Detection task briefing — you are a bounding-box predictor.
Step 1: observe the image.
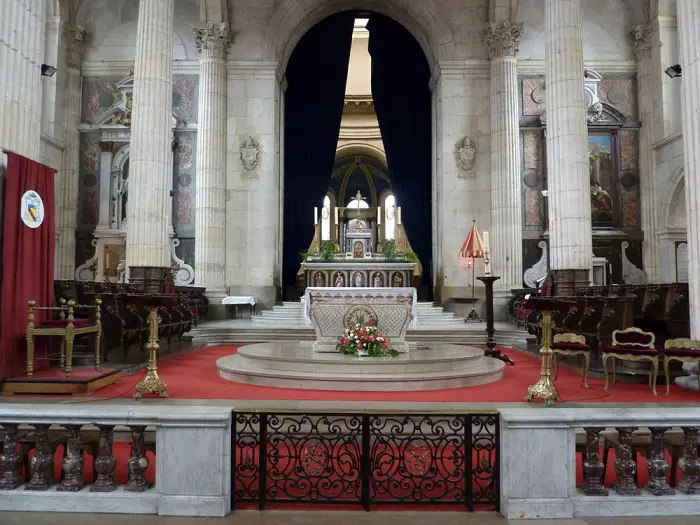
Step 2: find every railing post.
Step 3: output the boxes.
[259,413,268,511]
[361,414,370,511]
[466,414,473,511]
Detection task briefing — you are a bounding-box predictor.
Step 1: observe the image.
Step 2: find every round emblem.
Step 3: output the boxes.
[343,305,378,330]
[21,190,45,229]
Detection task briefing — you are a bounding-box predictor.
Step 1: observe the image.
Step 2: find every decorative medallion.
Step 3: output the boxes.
[98,93,115,108]
[21,190,44,229]
[300,441,329,477]
[404,439,431,476]
[522,169,540,188]
[455,136,477,172]
[178,173,192,187]
[620,170,639,189]
[240,136,260,172]
[607,89,624,105]
[531,86,545,104]
[343,305,378,330]
[84,172,97,187]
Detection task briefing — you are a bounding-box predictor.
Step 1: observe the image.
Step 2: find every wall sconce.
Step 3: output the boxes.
[665,64,682,78]
[41,64,57,77]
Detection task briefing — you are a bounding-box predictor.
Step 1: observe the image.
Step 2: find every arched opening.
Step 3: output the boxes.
[282,11,433,300]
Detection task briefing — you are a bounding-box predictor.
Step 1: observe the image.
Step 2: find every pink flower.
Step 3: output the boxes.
[356,343,363,350]
[369,335,375,342]
[382,341,389,349]
[368,319,375,326]
[340,337,349,346]
[358,330,365,337]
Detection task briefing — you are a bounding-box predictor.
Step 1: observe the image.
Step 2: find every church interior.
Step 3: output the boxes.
[1,0,700,522]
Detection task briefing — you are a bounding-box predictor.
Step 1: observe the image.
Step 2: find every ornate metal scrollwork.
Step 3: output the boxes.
[0,424,23,489]
[91,425,117,492]
[26,425,54,491]
[58,425,85,492]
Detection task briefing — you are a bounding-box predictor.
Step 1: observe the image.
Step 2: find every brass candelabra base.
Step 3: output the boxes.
[133,307,168,399]
[526,309,558,405]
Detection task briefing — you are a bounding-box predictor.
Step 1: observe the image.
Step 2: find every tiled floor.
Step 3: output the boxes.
[1,512,698,525]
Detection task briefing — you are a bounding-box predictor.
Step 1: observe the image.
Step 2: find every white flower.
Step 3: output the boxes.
[378,337,383,342]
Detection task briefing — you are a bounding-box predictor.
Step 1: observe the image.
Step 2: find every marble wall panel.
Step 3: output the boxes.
[521,131,543,229]
[619,131,640,229]
[81,78,121,124]
[79,133,100,227]
[172,76,199,123]
[521,78,545,116]
[599,78,637,120]
[176,237,195,270]
[173,131,196,231]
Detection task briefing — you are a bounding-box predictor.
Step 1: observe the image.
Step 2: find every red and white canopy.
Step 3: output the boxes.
[459,222,485,259]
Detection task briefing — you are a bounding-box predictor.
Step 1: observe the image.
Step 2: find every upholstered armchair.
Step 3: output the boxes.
[26,298,102,378]
[663,338,700,395]
[551,333,592,388]
[602,327,659,395]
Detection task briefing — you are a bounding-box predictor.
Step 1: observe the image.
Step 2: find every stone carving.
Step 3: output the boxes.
[193,22,231,59]
[26,425,54,491]
[75,239,98,281]
[63,25,86,70]
[679,427,700,494]
[646,427,675,495]
[240,136,260,172]
[58,425,85,492]
[343,305,378,329]
[621,241,647,285]
[126,426,150,492]
[613,427,641,495]
[629,23,653,60]
[91,425,117,492]
[111,95,132,126]
[0,424,22,489]
[531,86,545,104]
[171,238,195,286]
[455,136,477,173]
[523,241,548,289]
[483,20,523,59]
[582,428,608,496]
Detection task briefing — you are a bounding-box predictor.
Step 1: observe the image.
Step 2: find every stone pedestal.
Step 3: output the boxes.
[548,269,590,297]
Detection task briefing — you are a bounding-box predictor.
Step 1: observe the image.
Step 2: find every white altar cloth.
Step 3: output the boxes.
[222,296,256,306]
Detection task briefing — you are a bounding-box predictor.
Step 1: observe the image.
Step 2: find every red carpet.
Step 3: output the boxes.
[67,345,699,402]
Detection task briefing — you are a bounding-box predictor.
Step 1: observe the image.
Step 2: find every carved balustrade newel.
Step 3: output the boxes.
[26,425,54,491]
[646,427,674,496]
[91,425,117,492]
[582,427,608,496]
[126,425,149,492]
[0,424,23,489]
[679,427,700,495]
[59,425,85,492]
[613,428,641,496]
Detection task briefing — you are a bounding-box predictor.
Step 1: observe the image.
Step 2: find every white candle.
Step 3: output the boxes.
[483,231,492,277]
[397,207,402,225]
[377,206,382,225]
[314,207,318,225]
[334,207,338,224]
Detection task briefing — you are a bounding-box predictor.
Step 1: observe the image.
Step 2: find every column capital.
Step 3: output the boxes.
[629,23,654,60]
[483,21,523,60]
[64,25,86,70]
[193,22,231,60]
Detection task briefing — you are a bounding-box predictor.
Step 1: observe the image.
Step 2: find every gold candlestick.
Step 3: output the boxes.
[134,307,168,399]
[526,309,558,405]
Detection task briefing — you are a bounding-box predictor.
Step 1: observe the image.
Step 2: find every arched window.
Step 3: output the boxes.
[321,195,331,241]
[384,194,396,240]
[346,198,370,209]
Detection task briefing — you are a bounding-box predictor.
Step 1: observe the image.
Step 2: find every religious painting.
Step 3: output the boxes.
[372,272,384,287]
[353,241,364,258]
[589,135,614,227]
[391,272,404,287]
[313,272,326,287]
[352,271,365,287]
[333,272,345,287]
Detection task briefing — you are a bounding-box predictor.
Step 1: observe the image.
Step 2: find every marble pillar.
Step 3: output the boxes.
[56,26,86,280]
[193,23,230,295]
[544,0,592,295]
[125,0,174,270]
[484,21,524,293]
[631,24,660,284]
[678,2,700,338]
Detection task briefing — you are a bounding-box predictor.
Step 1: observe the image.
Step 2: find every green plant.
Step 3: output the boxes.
[403,251,419,263]
[320,241,336,261]
[299,250,310,261]
[380,239,397,260]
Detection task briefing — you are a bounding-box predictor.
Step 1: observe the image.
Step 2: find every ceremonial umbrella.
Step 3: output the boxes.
[459,220,485,321]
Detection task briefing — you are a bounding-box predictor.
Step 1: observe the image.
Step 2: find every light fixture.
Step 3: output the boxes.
[665,64,682,78]
[41,64,57,77]
[541,190,549,197]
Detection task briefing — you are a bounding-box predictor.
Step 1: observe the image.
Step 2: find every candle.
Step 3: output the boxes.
[483,231,492,277]
[334,207,338,224]
[397,207,402,225]
[314,207,318,225]
[377,206,382,225]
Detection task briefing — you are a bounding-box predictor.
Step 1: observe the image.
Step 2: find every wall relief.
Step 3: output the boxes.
[455,136,477,174]
[240,136,260,171]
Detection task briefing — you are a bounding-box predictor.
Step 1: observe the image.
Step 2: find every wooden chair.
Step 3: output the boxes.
[26,299,102,378]
[663,338,700,395]
[602,327,659,396]
[551,332,592,388]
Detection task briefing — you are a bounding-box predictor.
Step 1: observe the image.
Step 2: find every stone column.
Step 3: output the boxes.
[193,23,230,297]
[544,0,592,295]
[678,2,700,338]
[55,25,85,280]
[125,0,174,271]
[631,24,660,284]
[484,21,524,297]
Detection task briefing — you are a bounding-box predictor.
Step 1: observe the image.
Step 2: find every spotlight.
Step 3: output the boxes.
[41,64,57,77]
[541,190,549,197]
[665,64,682,78]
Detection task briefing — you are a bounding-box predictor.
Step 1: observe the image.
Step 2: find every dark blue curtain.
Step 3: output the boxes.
[367,14,433,292]
[282,12,355,297]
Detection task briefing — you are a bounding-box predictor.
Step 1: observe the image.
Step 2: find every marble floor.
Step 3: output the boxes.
[1,512,698,525]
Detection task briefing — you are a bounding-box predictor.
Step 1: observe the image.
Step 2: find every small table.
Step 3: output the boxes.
[222,296,256,319]
[122,294,178,399]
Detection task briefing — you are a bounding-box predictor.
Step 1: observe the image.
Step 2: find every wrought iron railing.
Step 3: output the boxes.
[232,411,499,511]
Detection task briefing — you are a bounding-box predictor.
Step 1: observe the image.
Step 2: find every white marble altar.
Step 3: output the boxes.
[304,287,417,351]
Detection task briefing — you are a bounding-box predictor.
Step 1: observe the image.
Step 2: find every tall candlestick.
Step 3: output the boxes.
[314,207,318,225]
[397,207,402,225]
[377,206,382,225]
[334,207,338,225]
[483,231,492,277]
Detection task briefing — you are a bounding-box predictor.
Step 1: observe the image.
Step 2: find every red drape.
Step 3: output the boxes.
[0,153,55,380]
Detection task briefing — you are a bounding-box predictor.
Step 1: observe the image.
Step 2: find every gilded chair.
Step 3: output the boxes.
[26,299,102,378]
[551,333,591,388]
[663,338,700,395]
[602,327,659,395]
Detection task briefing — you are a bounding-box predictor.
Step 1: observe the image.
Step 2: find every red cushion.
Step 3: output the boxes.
[552,342,590,351]
[38,318,91,328]
[664,348,700,358]
[605,345,658,356]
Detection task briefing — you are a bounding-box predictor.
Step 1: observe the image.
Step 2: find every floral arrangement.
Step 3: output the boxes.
[337,320,399,357]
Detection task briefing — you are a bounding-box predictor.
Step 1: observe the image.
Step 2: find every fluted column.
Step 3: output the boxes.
[678,2,700,338]
[56,25,85,280]
[125,0,174,270]
[631,24,660,283]
[193,23,230,292]
[484,21,524,292]
[544,0,592,294]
